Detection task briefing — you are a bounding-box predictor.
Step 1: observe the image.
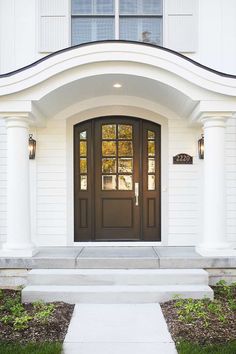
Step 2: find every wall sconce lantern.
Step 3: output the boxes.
[29,134,36,160]
[198,134,204,159]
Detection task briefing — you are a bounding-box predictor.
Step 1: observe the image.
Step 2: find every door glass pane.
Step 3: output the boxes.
[118,141,133,156]
[80,175,87,190]
[148,175,155,190]
[102,175,117,190]
[102,141,116,156]
[118,125,132,139]
[80,158,87,173]
[118,175,133,190]
[148,141,155,156]
[102,158,116,173]
[148,130,155,140]
[118,158,133,173]
[80,141,87,156]
[148,158,155,173]
[102,124,116,139]
[80,131,87,140]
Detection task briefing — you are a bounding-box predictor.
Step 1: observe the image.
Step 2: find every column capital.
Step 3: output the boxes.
[201,116,227,130]
[4,116,30,129]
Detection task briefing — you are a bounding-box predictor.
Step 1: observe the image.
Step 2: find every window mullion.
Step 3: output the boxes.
[115,0,119,39]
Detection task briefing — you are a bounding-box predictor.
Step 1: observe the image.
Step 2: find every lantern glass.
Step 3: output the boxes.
[29,134,36,159]
[198,135,204,159]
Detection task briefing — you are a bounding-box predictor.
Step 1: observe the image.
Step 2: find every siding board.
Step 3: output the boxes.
[36,120,67,246]
[0,119,7,245]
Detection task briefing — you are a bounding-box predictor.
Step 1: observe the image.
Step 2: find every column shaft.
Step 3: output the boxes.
[2,117,35,256]
[197,117,230,255]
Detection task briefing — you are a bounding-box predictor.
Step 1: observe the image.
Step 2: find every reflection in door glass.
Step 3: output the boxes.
[148,158,155,173]
[80,131,87,140]
[148,141,155,156]
[102,158,117,173]
[118,141,133,156]
[102,141,117,156]
[148,130,155,140]
[118,125,132,139]
[80,141,87,156]
[118,158,133,173]
[102,125,116,139]
[148,175,155,190]
[102,175,117,190]
[80,158,87,173]
[118,175,133,190]
[80,175,87,190]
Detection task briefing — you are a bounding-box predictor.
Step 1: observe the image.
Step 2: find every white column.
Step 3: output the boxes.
[1,117,35,257]
[196,116,234,256]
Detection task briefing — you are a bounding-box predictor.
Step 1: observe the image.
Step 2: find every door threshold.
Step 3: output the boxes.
[73,242,163,247]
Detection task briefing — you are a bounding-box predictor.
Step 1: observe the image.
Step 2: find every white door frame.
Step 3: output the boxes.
[66,105,169,246]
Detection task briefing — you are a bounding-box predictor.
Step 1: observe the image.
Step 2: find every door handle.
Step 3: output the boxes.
[135,182,139,206]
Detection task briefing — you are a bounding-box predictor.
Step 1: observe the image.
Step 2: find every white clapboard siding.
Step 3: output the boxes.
[39,0,69,53]
[166,0,198,52]
[36,120,67,246]
[0,119,7,245]
[226,117,236,244]
[168,119,201,246]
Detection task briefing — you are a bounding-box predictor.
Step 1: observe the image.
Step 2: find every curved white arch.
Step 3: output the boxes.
[0,42,236,98]
[52,95,181,121]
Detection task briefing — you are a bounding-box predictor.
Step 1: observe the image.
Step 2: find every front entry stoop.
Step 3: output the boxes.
[22,269,213,303]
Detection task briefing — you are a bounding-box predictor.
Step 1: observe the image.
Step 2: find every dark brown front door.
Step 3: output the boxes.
[74,117,161,242]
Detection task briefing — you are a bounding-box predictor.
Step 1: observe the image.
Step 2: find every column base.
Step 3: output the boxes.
[0,243,37,258]
[196,244,236,257]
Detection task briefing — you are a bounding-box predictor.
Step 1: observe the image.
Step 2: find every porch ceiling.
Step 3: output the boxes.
[37,74,197,119]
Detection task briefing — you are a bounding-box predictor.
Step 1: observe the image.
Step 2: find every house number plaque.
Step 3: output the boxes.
[173,153,193,165]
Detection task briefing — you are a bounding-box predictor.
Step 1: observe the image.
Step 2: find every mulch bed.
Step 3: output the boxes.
[161,286,236,345]
[0,290,74,344]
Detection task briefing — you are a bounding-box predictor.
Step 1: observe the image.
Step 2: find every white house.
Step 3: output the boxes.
[0,0,236,263]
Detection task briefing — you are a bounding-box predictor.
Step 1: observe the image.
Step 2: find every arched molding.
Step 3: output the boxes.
[1,42,236,98]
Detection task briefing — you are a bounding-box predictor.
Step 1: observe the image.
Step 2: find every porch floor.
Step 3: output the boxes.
[0,247,236,269]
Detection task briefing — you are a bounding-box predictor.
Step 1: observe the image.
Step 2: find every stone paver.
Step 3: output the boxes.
[63,304,177,354]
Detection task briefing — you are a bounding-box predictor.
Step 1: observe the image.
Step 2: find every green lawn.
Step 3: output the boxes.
[0,342,62,354]
[177,340,236,354]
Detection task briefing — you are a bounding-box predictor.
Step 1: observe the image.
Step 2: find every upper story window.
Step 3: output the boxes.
[71,0,163,46]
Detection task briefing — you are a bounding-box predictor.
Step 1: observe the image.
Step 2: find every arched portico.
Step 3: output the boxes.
[0,41,236,256]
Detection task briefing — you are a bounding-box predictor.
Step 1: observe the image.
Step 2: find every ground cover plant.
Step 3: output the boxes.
[176,340,236,354]
[0,289,74,345]
[161,281,236,353]
[0,342,62,354]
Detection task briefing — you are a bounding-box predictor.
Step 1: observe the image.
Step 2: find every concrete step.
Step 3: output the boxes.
[22,284,213,304]
[27,269,209,286]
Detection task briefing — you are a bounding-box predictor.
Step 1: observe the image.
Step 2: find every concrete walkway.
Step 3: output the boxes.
[63,304,177,354]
